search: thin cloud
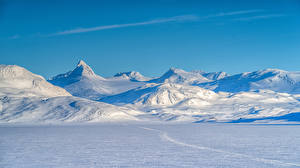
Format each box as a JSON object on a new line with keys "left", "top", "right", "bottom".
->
{"left": 47, "top": 9, "right": 276, "bottom": 36}
{"left": 232, "top": 14, "right": 285, "bottom": 21}
{"left": 202, "top": 9, "right": 264, "bottom": 19}
{"left": 49, "top": 15, "right": 198, "bottom": 36}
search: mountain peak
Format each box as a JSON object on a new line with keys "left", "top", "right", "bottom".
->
{"left": 73, "top": 60, "right": 96, "bottom": 77}
{"left": 77, "top": 60, "right": 88, "bottom": 67}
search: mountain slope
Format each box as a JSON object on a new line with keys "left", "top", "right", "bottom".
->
{"left": 48, "top": 60, "right": 145, "bottom": 100}
{"left": 101, "top": 83, "right": 217, "bottom": 106}
{"left": 197, "top": 71, "right": 228, "bottom": 80}
{"left": 0, "top": 64, "right": 71, "bottom": 97}
{"left": 198, "top": 69, "right": 300, "bottom": 94}
{"left": 0, "top": 96, "right": 140, "bottom": 123}
{"left": 114, "top": 71, "right": 151, "bottom": 81}
{"left": 149, "top": 68, "right": 210, "bottom": 84}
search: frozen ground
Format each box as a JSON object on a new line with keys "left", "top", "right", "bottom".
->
{"left": 1, "top": 123, "right": 300, "bottom": 168}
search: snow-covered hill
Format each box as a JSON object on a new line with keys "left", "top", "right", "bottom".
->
{"left": 0, "top": 96, "right": 140, "bottom": 123}
{"left": 114, "top": 71, "right": 151, "bottom": 81}
{"left": 197, "top": 71, "right": 228, "bottom": 80}
{"left": 48, "top": 60, "right": 145, "bottom": 100}
{"left": 198, "top": 69, "right": 300, "bottom": 94}
{"left": 101, "top": 83, "right": 217, "bottom": 106}
{"left": 149, "top": 68, "right": 210, "bottom": 84}
{"left": 0, "top": 65, "right": 71, "bottom": 98}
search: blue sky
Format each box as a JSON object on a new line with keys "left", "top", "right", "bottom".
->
{"left": 1, "top": 0, "right": 300, "bottom": 78}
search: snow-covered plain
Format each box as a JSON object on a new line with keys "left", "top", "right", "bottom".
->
{"left": 1, "top": 123, "right": 300, "bottom": 168}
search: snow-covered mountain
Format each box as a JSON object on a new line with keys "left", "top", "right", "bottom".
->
{"left": 0, "top": 65, "right": 71, "bottom": 98}
{"left": 198, "top": 69, "right": 300, "bottom": 94}
{"left": 48, "top": 60, "right": 145, "bottom": 100}
{"left": 114, "top": 71, "right": 151, "bottom": 81}
{"left": 197, "top": 71, "right": 228, "bottom": 80}
{"left": 1, "top": 63, "right": 300, "bottom": 123}
{"left": 101, "top": 83, "right": 217, "bottom": 106}
{"left": 149, "top": 68, "right": 210, "bottom": 84}
{"left": 101, "top": 82, "right": 300, "bottom": 122}
{"left": 0, "top": 64, "right": 142, "bottom": 123}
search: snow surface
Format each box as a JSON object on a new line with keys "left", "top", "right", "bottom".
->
{"left": 1, "top": 124, "right": 300, "bottom": 168}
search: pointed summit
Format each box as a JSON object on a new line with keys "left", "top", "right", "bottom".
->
{"left": 77, "top": 60, "right": 88, "bottom": 67}
{"left": 48, "top": 60, "right": 104, "bottom": 87}
{"left": 72, "top": 60, "right": 96, "bottom": 77}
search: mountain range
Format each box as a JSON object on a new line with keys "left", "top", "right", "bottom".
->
{"left": 1, "top": 60, "right": 300, "bottom": 123}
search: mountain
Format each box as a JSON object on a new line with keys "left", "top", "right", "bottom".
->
{"left": 101, "top": 84, "right": 300, "bottom": 122}
{"left": 0, "top": 64, "right": 71, "bottom": 98}
{"left": 0, "top": 64, "right": 141, "bottom": 123}
{"left": 1, "top": 63, "right": 300, "bottom": 123}
{"left": 49, "top": 60, "right": 145, "bottom": 100}
{"left": 198, "top": 69, "right": 300, "bottom": 94}
{"left": 113, "top": 71, "right": 151, "bottom": 81}
{"left": 101, "top": 83, "right": 217, "bottom": 106}
{"left": 149, "top": 68, "right": 210, "bottom": 84}
{"left": 197, "top": 71, "right": 228, "bottom": 80}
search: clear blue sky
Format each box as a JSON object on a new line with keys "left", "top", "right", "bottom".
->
{"left": 1, "top": 0, "right": 300, "bottom": 78}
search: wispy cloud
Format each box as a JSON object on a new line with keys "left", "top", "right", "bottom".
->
{"left": 202, "top": 9, "right": 264, "bottom": 19}
{"left": 232, "top": 14, "right": 285, "bottom": 21}
{"left": 47, "top": 9, "right": 282, "bottom": 36}
{"left": 49, "top": 15, "right": 198, "bottom": 36}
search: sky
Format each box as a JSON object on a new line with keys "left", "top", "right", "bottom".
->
{"left": 1, "top": 0, "right": 300, "bottom": 78}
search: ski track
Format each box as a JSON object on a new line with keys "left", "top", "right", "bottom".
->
{"left": 140, "top": 127, "right": 300, "bottom": 167}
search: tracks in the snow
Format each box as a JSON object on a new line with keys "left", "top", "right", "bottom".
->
{"left": 140, "top": 126, "right": 300, "bottom": 167}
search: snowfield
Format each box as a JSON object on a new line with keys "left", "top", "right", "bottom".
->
{"left": 1, "top": 123, "right": 300, "bottom": 168}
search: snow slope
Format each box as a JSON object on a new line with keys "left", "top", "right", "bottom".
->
{"left": 149, "top": 68, "right": 211, "bottom": 84}
{"left": 0, "top": 65, "right": 71, "bottom": 98}
{"left": 101, "top": 83, "right": 217, "bottom": 106}
{"left": 0, "top": 96, "right": 140, "bottom": 123}
{"left": 114, "top": 71, "right": 151, "bottom": 81}
{"left": 49, "top": 60, "right": 145, "bottom": 100}
{"left": 198, "top": 69, "right": 300, "bottom": 94}
{"left": 196, "top": 71, "right": 228, "bottom": 80}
